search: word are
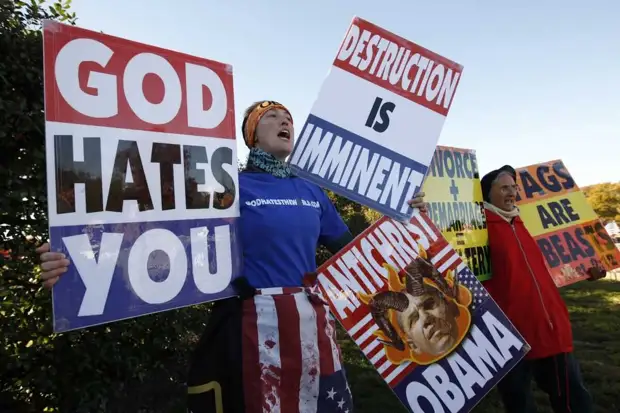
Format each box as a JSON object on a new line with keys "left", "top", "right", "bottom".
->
{"left": 337, "top": 23, "right": 460, "bottom": 110}
{"left": 428, "top": 201, "right": 486, "bottom": 233}
{"left": 428, "top": 148, "right": 479, "bottom": 180}
{"left": 291, "top": 118, "right": 425, "bottom": 216}
{"left": 54, "top": 37, "right": 229, "bottom": 129}
{"left": 318, "top": 217, "right": 434, "bottom": 319}
{"left": 64, "top": 223, "right": 233, "bottom": 317}
{"left": 54, "top": 135, "right": 235, "bottom": 214}
{"left": 517, "top": 161, "right": 575, "bottom": 201}
{"left": 537, "top": 198, "right": 580, "bottom": 229}
{"left": 405, "top": 311, "right": 524, "bottom": 412}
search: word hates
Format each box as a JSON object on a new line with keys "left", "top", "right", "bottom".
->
{"left": 337, "top": 23, "right": 460, "bottom": 110}
{"left": 405, "top": 311, "right": 524, "bottom": 412}
{"left": 290, "top": 120, "right": 425, "bottom": 216}
{"left": 55, "top": 135, "right": 235, "bottom": 214}
{"left": 318, "top": 218, "right": 434, "bottom": 319}
{"left": 516, "top": 162, "right": 575, "bottom": 201}
{"left": 428, "top": 148, "right": 479, "bottom": 180}
{"left": 538, "top": 221, "right": 618, "bottom": 269}
{"left": 428, "top": 201, "right": 486, "bottom": 233}
{"left": 54, "top": 37, "right": 229, "bottom": 129}
{"left": 64, "top": 223, "right": 233, "bottom": 317}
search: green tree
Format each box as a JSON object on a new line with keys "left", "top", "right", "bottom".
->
{"left": 582, "top": 182, "right": 620, "bottom": 223}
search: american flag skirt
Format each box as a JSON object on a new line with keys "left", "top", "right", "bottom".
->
{"left": 186, "top": 286, "right": 354, "bottom": 413}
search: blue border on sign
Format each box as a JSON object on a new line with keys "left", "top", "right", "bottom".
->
{"left": 288, "top": 114, "right": 429, "bottom": 222}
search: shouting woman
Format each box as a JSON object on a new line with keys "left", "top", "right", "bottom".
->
{"left": 37, "top": 100, "right": 427, "bottom": 413}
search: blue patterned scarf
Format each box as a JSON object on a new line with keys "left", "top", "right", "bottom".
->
{"left": 246, "top": 147, "right": 293, "bottom": 178}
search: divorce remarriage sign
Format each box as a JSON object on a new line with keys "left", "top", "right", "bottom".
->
{"left": 515, "top": 160, "right": 620, "bottom": 287}
{"left": 43, "top": 21, "right": 241, "bottom": 332}
{"left": 314, "top": 212, "right": 528, "bottom": 412}
{"left": 287, "top": 16, "right": 463, "bottom": 221}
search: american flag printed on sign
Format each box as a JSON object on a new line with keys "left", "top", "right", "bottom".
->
{"left": 312, "top": 210, "right": 529, "bottom": 413}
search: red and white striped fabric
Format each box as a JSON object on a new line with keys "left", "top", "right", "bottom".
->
{"left": 241, "top": 287, "right": 350, "bottom": 413}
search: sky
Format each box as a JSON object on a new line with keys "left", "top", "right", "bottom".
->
{"left": 66, "top": 0, "right": 620, "bottom": 186}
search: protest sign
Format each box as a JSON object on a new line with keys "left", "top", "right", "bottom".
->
{"left": 515, "top": 160, "right": 620, "bottom": 287}
{"left": 423, "top": 146, "right": 491, "bottom": 281}
{"left": 314, "top": 211, "right": 528, "bottom": 412}
{"left": 43, "top": 21, "right": 241, "bottom": 332}
{"left": 287, "top": 17, "right": 463, "bottom": 221}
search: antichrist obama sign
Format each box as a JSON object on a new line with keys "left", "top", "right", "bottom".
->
{"left": 43, "top": 21, "right": 241, "bottom": 333}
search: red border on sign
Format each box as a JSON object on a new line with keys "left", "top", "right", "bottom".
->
{"left": 43, "top": 20, "right": 236, "bottom": 139}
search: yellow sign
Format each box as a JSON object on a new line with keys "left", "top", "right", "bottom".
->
{"left": 515, "top": 159, "right": 620, "bottom": 287}
{"left": 423, "top": 146, "right": 491, "bottom": 281}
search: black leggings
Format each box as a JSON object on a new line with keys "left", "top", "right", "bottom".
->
{"left": 497, "top": 353, "right": 593, "bottom": 413}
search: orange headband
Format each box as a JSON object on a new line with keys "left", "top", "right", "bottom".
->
{"left": 243, "top": 101, "right": 291, "bottom": 148}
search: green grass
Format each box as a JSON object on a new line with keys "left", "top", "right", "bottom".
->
{"left": 343, "top": 279, "right": 620, "bottom": 413}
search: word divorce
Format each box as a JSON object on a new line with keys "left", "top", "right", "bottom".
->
{"left": 291, "top": 116, "right": 426, "bottom": 216}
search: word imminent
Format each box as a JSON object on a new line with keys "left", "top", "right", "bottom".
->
{"left": 517, "top": 161, "right": 575, "bottom": 201}
{"left": 405, "top": 311, "right": 524, "bottom": 412}
{"left": 63, "top": 223, "right": 233, "bottom": 317}
{"left": 428, "top": 201, "right": 486, "bottom": 233}
{"left": 54, "top": 135, "right": 235, "bottom": 215}
{"left": 290, "top": 117, "right": 425, "bottom": 216}
{"left": 336, "top": 23, "right": 461, "bottom": 111}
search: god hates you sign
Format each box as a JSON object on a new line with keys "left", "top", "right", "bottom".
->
{"left": 43, "top": 21, "right": 241, "bottom": 332}
{"left": 314, "top": 211, "right": 528, "bottom": 412}
{"left": 288, "top": 17, "right": 463, "bottom": 221}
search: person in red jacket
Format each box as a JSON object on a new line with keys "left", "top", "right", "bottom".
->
{"left": 480, "top": 165, "right": 606, "bottom": 413}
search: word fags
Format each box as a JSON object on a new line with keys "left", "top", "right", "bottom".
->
{"left": 318, "top": 218, "right": 434, "bottom": 320}
{"left": 536, "top": 198, "right": 580, "bottom": 229}
{"left": 538, "top": 221, "right": 618, "bottom": 269}
{"left": 65, "top": 223, "right": 233, "bottom": 317}
{"left": 337, "top": 23, "right": 460, "bottom": 110}
{"left": 291, "top": 119, "right": 425, "bottom": 215}
{"left": 55, "top": 38, "right": 229, "bottom": 129}
{"left": 55, "top": 135, "right": 235, "bottom": 214}
{"left": 428, "top": 149, "right": 479, "bottom": 180}
{"left": 517, "top": 162, "right": 575, "bottom": 201}
{"left": 405, "top": 311, "right": 524, "bottom": 412}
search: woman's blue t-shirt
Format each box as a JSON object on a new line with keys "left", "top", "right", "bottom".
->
{"left": 238, "top": 171, "right": 349, "bottom": 289}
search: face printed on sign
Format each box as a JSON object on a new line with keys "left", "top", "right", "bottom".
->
{"left": 397, "top": 287, "right": 459, "bottom": 355}
{"left": 490, "top": 172, "right": 519, "bottom": 212}
{"left": 254, "top": 108, "right": 294, "bottom": 160}
{"left": 359, "top": 254, "right": 472, "bottom": 365}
